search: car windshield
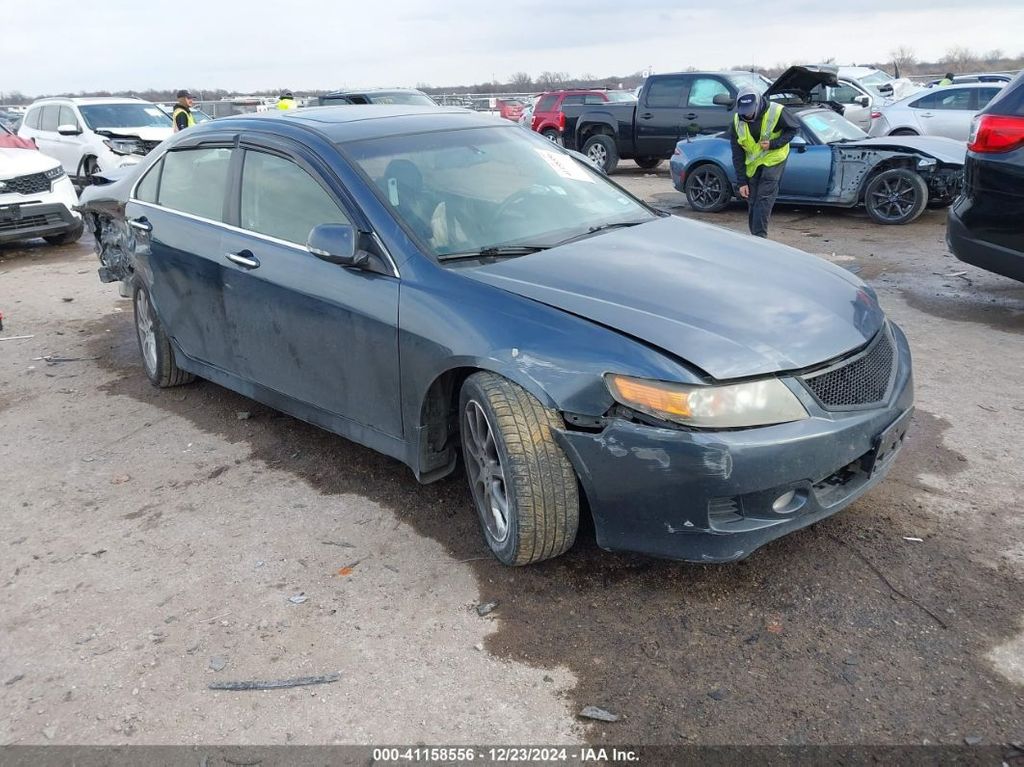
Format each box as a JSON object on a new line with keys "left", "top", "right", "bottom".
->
{"left": 860, "top": 71, "right": 894, "bottom": 87}
{"left": 728, "top": 73, "right": 770, "bottom": 94}
{"left": 366, "top": 92, "right": 436, "bottom": 106}
{"left": 801, "top": 110, "right": 868, "bottom": 143}
{"left": 345, "top": 125, "right": 656, "bottom": 259}
{"left": 606, "top": 91, "right": 638, "bottom": 102}
{"left": 79, "top": 104, "right": 171, "bottom": 129}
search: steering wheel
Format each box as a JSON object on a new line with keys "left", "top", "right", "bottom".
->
{"left": 494, "top": 185, "right": 553, "bottom": 223}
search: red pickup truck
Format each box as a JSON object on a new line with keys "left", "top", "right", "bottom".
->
{"left": 530, "top": 89, "right": 637, "bottom": 142}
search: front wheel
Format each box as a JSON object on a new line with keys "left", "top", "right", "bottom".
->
{"left": 863, "top": 168, "right": 928, "bottom": 225}
{"left": 133, "top": 283, "right": 195, "bottom": 388}
{"left": 541, "top": 128, "right": 560, "bottom": 142}
{"left": 581, "top": 134, "right": 619, "bottom": 174}
{"left": 634, "top": 156, "right": 662, "bottom": 170}
{"left": 459, "top": 373, "right": 579, "bottom": 566}
{"left": 684, "top": 164, "right": 732, "bottom": 212}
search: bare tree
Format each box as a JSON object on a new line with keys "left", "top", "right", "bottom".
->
{"left": 536, "top": 71, "right": 571, "bottom": 89}
{"left": 508, "top": 72, "right": 533, "bottom": 90}
{"left": 944, "top": 46, "right": 977, "bottom": 72}
{"left": 890, "top": 45, "right": 916, "bottom": 73}
{"left": 983, "top": 49, "right": 1004, "bottom": 65}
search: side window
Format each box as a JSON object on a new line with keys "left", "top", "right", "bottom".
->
{"left": 536, "top": 95, "right": 558, "bottom": 112}
{"left": 910, "top": 92, "right": 944, "bottom": 109}
{"left": 560, "top": 95, "right": 586, "bottom": 107}
{"left": 645, "top": 78, "right": 688, "bottom": 108}
{"left": 159, "top": 147, "right": 232, "bottom": 221}
{"left": 830, "top": 84, "right": 862, "bottom": 104}
{"left": 687, "top": 78, "right": 730, "bottom": 108}
{"left": 58, "top": 106, "right": 79, "bottom": 130}
{"left": 134, "top": 156, "right": 163, "bottom": 203}
{"left": 914, "top": 89, "right": 972, "bottom": 110}
{"left": 976, "top": 88, "right": 1002, "bottom": 110}
{"left": 240, "top": 151, "right": 349, "bottom": 246}
{"left": 25, "top": 107, "right": 41, "bottom": 129}
{"left": 40, "top": 106, "right": 60, "bottom": 132}
{"left": 583, "top": 94, "right": 606, "bottom": 105}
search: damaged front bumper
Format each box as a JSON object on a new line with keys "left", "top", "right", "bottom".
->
{"left": 555, "top": 326, "right": 914, "bottom": 563}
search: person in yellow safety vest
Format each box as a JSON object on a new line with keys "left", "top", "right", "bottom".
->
{"left": 172, "top": 90, "right": 196, "bottom": 133}
{"left": 728, "top": 88, "right": 800, "bottom": 238}
{"left": 938, "top": 72, "right": 955, "bottom": 86}
{"left": 277, "top": 91, "right": 298, "bottom": 110}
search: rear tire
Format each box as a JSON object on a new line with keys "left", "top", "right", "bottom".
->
{"left": 635, "top": 156, "right": 663, "bottom": 170}
{"left": 133, "top": 282, "right": 195, "bottom": 388}
{"left": 541, "top": 128, "right": 559, "bottom": 142}
{"left": 684, "top": 163, "right": 732, "bottom": 212}
{"left": 581, "top": 134, "right": 619, "bottom": 174}
{"left": 43, "top": 219, "right": 84, "bottom": 246}
{"left": 863, "top": 168, "right": 928, "bottom": 225}
{"left": 459, "top": 372, "right": 579, "bottom": 566}
{"left": 888, "top": 128, "right": 919, "bottom": 136}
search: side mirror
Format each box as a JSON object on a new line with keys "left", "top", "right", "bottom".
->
{"left": 57, "top": 124, "right": 82, "bottom": 136}
{"left": 877, "top": 83, "right": 894, "bottom": 96}
{"left": 791, "top": 135, "right": 808, "bottom": 152}
{"left": 713, "top": 94, "right": 735, "bottom": 108}
{"left": 307, "top": 224, "right": 368, "bottom": 268}
{"left": 854, "top": 95, "right": 870, "bottom": 108}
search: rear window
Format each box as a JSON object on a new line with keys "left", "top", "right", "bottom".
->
{"left": 159, "top": 147, "right": 232, "bottom": 221}
{"left": 536, "top": 95, "right": 558, "bottom": 112}
{"left": 985, "top": 73, "right": 1024, "bottom": 116}
{"left": 645, "top": 78, "right": 687, "bottom": 108}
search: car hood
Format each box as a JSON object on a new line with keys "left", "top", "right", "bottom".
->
{"left": 839, "top": 135, "right": 966, "bottom": 164}
{"left": 462, "top": 217, "right": 884, "bottom": 380}
{"left": 95, "top": 126, "right": 173, "bottom": 141}
{"left": 768, "top": 65, "right": 839, "bottom": 101}
{"left": 0, "top": 146, "right": 59, "bottom": 177}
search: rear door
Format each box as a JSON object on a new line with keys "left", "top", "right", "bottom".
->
{"left": 33, "top": 105, "right": 63, "bottom": 166}
{"left": 635, "top": 76, "right": 690, "bottom": 157}
{"left": 51, "top": 105, "right": 84, "bottom": 174}
{"left": 127, "top": 138, "right": 238, "bottom": 372}
{"left": 218, "top": 135, "right": 402, "bottom": 436}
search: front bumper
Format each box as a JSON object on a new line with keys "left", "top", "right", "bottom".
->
{"left": 555, "top": 324, "right": 914, "bottom": 563}
{"left": 0, "top": 201, "right": 80, "bottom": 245}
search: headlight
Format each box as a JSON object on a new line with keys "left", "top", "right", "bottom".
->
{"left": 606, "top": 374, "right": 808, "bottom": 429}
{"left": 103, "top": 138, "right": 144, "bottom": 156}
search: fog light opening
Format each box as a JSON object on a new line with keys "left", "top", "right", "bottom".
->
{"left": 772, "top": 489, "right": 805, "bottom": 515}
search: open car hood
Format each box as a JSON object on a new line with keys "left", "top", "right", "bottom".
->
{"left": 767, "top": 65, "right": 839, "bottom": 102}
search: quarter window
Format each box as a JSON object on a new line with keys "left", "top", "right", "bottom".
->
{"left": 134, "top": 157, "right": 163, "bottom": 203}
{"left": 24, "top": 107, "right": 41, "bottom": 129}
{"left": 645, "top": 78, "right": 688, "bottom": 108}
{"left": 536, "top": 95, "right": 557, "bottom": 112}
{"left": 687, "top": 78, "right": 730, "bottom": 108}
{"left": 240, "top": 151, "right": 349, "bottom": 245}
{"left": 977, "top": 88, "right": 1002, "bottom": 110}
{"left": 158, "top": 147, "right": 232, "bottom": 221}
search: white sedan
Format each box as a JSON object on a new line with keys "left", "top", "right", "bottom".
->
{"left": 868, "top": 82, "right": 1005, "bottom": 141}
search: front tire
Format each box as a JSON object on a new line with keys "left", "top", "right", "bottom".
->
{"left": 459, "top": 372, "right": 579, "bottom": 566}
{"left": 133, "top": 283, "right": 195, "bottom": 388}
{"left": 863, "top": 168, "right": 928, "bottom": 225}
{"left": 43, "top": 219, "right": 84, "bottom": 246}
{"left": 581, "top": 134, "right": 619, "bottom": 174}
{"left": 684, "top": 164, "right": 732, "bottom": 212}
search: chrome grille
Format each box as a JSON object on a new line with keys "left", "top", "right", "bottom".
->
{"left": 801, "top": 328, "right": 895, "bottom": 409}
{"left": 1, "top": 172, "right": 52, "bottom": 195}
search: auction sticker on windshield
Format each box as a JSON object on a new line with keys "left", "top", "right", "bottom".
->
{"left": 535, "top": 149, "right": 595, "bottom": 183}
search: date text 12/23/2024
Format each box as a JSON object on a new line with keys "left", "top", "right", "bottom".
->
{"left": 373, "top": 747, "right": 640, "bottom": 763}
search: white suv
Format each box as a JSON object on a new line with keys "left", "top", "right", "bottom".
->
{"left": 18, "top": 97, "right": 173, "bottom": 184}
{"left": 0, "top": 124, "right": 82, "bottom": 245}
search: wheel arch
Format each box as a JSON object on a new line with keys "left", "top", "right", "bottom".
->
{"left": 856, "top": 157, "right": 923, "bottom": 204}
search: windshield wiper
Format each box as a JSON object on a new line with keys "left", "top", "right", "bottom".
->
{"left": 437, "top": 245, "right": 548, "bottom": 262}
{"left": 553, "top": 220, "right": 648, "bottom": 247}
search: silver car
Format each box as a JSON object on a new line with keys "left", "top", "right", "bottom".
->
{"left": 868, "top": 82, "right": 1005, "bottom": 141}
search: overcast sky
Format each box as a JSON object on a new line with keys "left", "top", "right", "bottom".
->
{"left": 6, "top": 0, "right": 1024, "bottom": 95}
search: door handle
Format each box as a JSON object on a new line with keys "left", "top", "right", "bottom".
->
{"left": 128, "top": 217, "right": 152, "bottom": 233}
{"left": 920, "top": 112, "right": 934, "bottom": 118}
{"left": 225, "top": 250, "right": 260, "bottom": 269}
{"left": 640, "top": 112, "right": 654, "bottom": 119}
{"left": 686, "top": 113, "right": 698, "bottom": 120}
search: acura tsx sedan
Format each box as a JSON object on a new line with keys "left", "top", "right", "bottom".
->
{"left": 79, "top": 105, "right": 914, "bottom": 566}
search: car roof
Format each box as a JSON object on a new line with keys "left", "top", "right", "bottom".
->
{"left": 28, "top": 96, "right": 149, "bottom": 106}
{"left": 323, "top": 88, "right": 425, "bottom": 96}
{"left": 211, "top": 104, "right": 511, "bottom": 143}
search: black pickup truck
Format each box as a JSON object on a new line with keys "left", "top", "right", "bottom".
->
{"left": 561, "top": 71, "right": 771, "bottom": 173}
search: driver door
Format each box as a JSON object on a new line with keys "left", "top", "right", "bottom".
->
{"left": 779, "top": 130, "right": 833, "bottom": 199}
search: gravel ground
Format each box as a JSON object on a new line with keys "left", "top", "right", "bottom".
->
{"left": 1, "top": 161, "right": 1022, "bottom": 746}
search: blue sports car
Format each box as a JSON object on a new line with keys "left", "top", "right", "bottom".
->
{"left": 79, "top": 105, "right": 913, "bottom": 566}
{"left": 670, "top": 68, "right": 966, "bottom": 225}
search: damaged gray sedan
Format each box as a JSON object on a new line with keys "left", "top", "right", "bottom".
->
{"left": 79, "top": 106, "right": 913, "bottom": 565}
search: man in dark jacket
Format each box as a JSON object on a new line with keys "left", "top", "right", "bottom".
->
{"left": 729, "top": 88, "right": 800, "bottom": 237}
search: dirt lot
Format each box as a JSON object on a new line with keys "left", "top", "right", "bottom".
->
{"left": 2, "top": 162, "right": 1023, "bottom": 747}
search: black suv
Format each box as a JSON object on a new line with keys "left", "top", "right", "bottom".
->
{"left": 947, "top": 70, "right": 1024, "bottom": 281}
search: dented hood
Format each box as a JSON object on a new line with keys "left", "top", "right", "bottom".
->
{"left": 839, "top": 135, "right": 966, "bottom": 165}
{"left": 95, "top": 126, "right": 173, "bottom": 142}
{"left": 462, "top": 217, "right": 884, "bottom": 380}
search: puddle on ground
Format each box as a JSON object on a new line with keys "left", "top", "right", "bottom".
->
{"left": 84, "top": 311, "right": 1024, "bottom": 744}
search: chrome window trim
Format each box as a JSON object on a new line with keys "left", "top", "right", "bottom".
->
{"left": 127, "top": 149, "right": 399, "bottom": 278}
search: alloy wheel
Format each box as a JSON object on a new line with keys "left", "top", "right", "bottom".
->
{"left": 587, "top": 143, "right": 608, "bottom": 166}
{"left": 691, "top": 169, "right": 723, "bottom": 208}
{"left": 135, "top": 289, "right": 158, "bottom": 376}
{"left": 463, "top": 400, "right": 510, "bottom": 544}
{"left": 869, "top": 177, "right": 917, "bottom": 221}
